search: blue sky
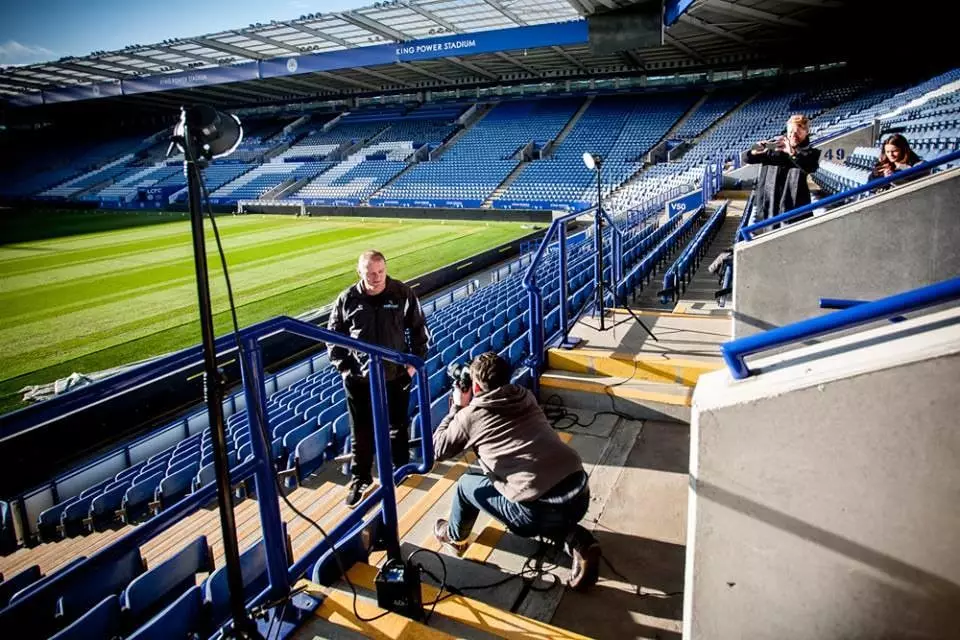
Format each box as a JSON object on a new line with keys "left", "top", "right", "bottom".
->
{"left": 0, "top": 0, "right": 371, "bottom": 66}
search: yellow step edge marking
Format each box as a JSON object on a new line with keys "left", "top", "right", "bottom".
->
{"left": 608, "top": 307, "right": 730, "bottom": 320}
{"left": 348, "top": 564, "right": 594, "bottom": 640}
{"left": 540, "top": 376, "right": 693, "bottom": 407}
{"left": 547, "top": 350, "right": 719, "bottom": 386}
{"left": 302, "top": 580, "right": 454, "bottom": 640}
{"left": 369, "top": 453, "right": 476, "bottom": 567}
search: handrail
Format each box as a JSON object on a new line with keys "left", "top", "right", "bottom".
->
{"left": 736, "top": 191, "right": 755, "bottom": 242}
{"left": 0, "top": 315, "right": 434, "bottom": 633}
{"left": 721, "top": 276, "right": 960, "bottom": 379}
{"left": 738, "top": 148, "right": 960, "bottom": 240}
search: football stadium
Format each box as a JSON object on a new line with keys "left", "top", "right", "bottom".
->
{"left": 0, "top": 1, "right": 957, "bottom": 638}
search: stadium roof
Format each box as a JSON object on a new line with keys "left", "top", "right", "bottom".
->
{"left": 1, "top": 0, "right": 851, "bottom": 109}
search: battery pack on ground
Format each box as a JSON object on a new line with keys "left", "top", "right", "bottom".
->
{"left": 375, "top": 558, "right": 424, "bottom": 621}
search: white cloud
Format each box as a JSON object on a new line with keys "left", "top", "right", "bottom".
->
{"left": 0, "top": 40, "right": 56, "bottom": 66}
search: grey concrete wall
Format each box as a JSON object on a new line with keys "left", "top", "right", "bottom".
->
{"left": 685, "top": 308, "right": 960, "bottom": 640}
{"left": 814, "top": 123, "right": 876, "bottom": 164}
{"left": 733, "top": 168, "right": 960, "bottom": 337}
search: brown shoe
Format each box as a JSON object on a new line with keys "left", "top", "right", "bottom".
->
{"left": 568, "top": 539, "right": 601, "bottom": 591}
{"left": 433, "top": 519, "right": 468, "bottom": 556}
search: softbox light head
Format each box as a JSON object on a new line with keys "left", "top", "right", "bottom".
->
{"left": 173, "top": 105, "right": 243, "bottom": 161}
{"left": 582, "top": 152, "right": 602, "bottom": 171}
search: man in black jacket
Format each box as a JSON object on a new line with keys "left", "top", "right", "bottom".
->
{"left": 742, "top": 114, "right": 821, "bottom": 225}
{"left": 328, "top": 250, "right": 429, "bottom": 507}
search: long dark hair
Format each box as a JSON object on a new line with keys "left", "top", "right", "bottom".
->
{"left": 877, "top": 134, "right": 915, "bottom": 167}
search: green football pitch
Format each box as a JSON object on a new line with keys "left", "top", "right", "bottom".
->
{"left": 0, "top": 210, "right": 536, "bottom": 414}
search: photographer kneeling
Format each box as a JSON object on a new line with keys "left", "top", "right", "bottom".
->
{"left": 432, "top": 352, "right": 600, "bottom": 590}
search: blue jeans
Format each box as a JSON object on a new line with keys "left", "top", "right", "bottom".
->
{"left": 447, "top": 472, "right": 590, "bottom": 543}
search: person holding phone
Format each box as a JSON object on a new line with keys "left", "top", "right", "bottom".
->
{"left": 870, "top": 134, "right": 923, "bottom": 182}
{"left": 741, "top": 114, "right": 821, "bottom": 224}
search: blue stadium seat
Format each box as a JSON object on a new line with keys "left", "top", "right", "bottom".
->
{"left": 127, "top": 585, "right": 205, "bottom": 640}
{"left": 204, "top": 540, "right": 270, "bottom": 628}
{"left": 332, "top": 413, "right": 350, "bottom": 449}
{"left": 61, "top": 494, "right": 98, "bottom": 537}
{"left": 37, "top": 497, "right": 79, "bottom": 542}
{"left": 282, "top": 422, "right": 316, "bottom": 467}
{"left": 428, "top": 368, "right": 447, "bottom": 401}
{"left": 318, "top": 400, "right": 346, "bottom": 428}
{"left": 121, "top": 536, "right": 213, "bottom": 629}
{"left": 192, "top": 451, "right": 238, "bottom": 492}
{"left": 440, "top": 343, "right": 459, "bottom": 366}
{"left": 291, "top": 425, "right": 332, "bottom": 485}
{"left": 122, "top": 472, "right": 165, "bottom": 522}
{"left": 49, "top": 594, "right": 121, "bottom": 640}
{"left": 0, "top": 565, "right": 41, "bottom": 608}
{"left": 490, "top": 326, "right": 508, "bottom": 352}
{"left": 470, "top": 337, "right": 491, "bottom": 359}
{"left": 90, "top": 480, "right": 132, "bottom": 530}
{"left": 156, "top": 463, "right": 200, "bottom": 510}
{"left": 429, "top": 391, "right": 451, "bottom": 431}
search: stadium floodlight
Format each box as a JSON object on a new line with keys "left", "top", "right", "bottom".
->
{"left": 582, "top": 151, "right": 601, "bottom": 171}
{"left": 171, "top": 106, "right": 261, "bottom": 639}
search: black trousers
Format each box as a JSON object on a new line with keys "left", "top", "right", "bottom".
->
{"left": 343, "top": 374, "right": 411, "bottom": 482}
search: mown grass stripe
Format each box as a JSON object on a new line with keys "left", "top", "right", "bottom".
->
{"left": 0, "top": 213, "right": 535, "bottom": 407}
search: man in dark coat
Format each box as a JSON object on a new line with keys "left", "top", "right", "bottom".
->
{"left": 742, "top": 114, "right": 821, "bottom": 224}
{"left": 328, "top": 249, "right": 429, "bottom": 507}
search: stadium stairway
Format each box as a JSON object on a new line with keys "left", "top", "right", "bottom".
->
{"left": 539, "top": 194, "right": 746, "bottom": 424}
{"left": 290, "top": 411, "right": 686, "bottom": 640}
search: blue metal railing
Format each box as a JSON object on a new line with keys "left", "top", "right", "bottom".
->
{"left": 660, "top": 201, "right": 728, "bottom": 303}
{"left": 721, "top": 276, "right": 960, "bottom": 379}
{"left": 0, "top": 315, "right": 434, "bottom": 634}
{"left": 738, "top": 148, "right": 960, "bottom": 241}
{"left": 522, "top": 160, "right": 725, "bottom": 395}
{"left": 735, "top": 191, "right": 755, "bottom": 242}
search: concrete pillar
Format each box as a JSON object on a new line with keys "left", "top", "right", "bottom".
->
{"left": 685, "top": 306, "right": 960, "bottom": 639}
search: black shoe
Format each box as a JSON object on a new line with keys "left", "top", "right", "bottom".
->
{"left": 345, "top": 477, "right": 373, "bottom": 509}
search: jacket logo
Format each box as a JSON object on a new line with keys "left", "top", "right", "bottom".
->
{"left": 383, "top": 302, "right": 399, "bottom": 309}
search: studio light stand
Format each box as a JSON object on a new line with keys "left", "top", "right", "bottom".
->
{"left": 171, "top": 106, "right": 262, "bottom": 639}
{"left": 581, "top": 152, "right": 657, "bottom": 342}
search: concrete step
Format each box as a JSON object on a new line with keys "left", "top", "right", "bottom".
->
{"left": 541, "top": 369, "right": 692, "bottom": 423}
{"left": 547, "top": 347, "right": 720, "bottom": 386}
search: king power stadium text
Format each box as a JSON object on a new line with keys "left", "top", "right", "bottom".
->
{"left": 396, "top": 39, "right": 478, "bottom": 55}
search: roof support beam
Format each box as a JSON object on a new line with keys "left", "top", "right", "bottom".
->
{"left": 187, "top": 38, "right": 265, "bottom": 61}
{"left": 403, "top": 3, "right": 543, "bottom": 77}
{"left": 264, "top": 75, "right": 339, "bottom": 94}
{"left": 89, "top": 57, "right": 160, "bottom": 74}
{"left": 354, "top": 67, "right": 413, "bottom": 88}
{"left": 493, "top": 52, "right": 540, "bottom": 76}
{"left": 395, "top": 62, "right": 454, "bottom": 85}
{"left": 154, "top": 45, "right": 221, "bottom": 65}
{"left": 315, "top": 70, "right": 380, "bottom": 91}
{"left": 49, "top": 62, "right": 128, "bottom": 81}
{"left": 551, "top": 46, "right": 587, "bottom": 71}
{"left": 703, "top": 0, "right": 808, "bottom": 28}
{"left": 620, "top": 50, "right": 647, "bottom": 70}
{"left": 0, "top": 75, "right": 48, "bottom": 89}
{"left": 480, "top": 0, "right": 526, "bottom": 25}
{"left": 340, "top": 12, "right": 408, "bottom": 42}
{"left": 772, "top": 0, "right": 841, "bottom": 6}
{"left": 446, "top": 57, "right": 498, "bottom": 81}
{"left": 564, "top": 0, "right": 596, "bottom": 16}
{"left": 664, "top": 33, "right": 705, "bottom": 62}
{"left": 120, "top": 52, "right": 190, "bottom": 71}
{"left": 678, "top": 13, "right": 751, "bottom": 46}
{"left": 280, "top": 21, "right": 352, "bottom": 49}
{"left": 238, "top": 31, "right": 301, "bottom": 55}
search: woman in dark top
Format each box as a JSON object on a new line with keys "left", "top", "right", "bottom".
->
{"left": 741, "top": 114, "right": 821, "bottom": 223}
{"left": 870, "top": 133, "right": 923, "bottom": 181}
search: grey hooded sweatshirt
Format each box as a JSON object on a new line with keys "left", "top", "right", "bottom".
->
{"left": 432, "top": 383, "right": 583, "bottom": 503}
